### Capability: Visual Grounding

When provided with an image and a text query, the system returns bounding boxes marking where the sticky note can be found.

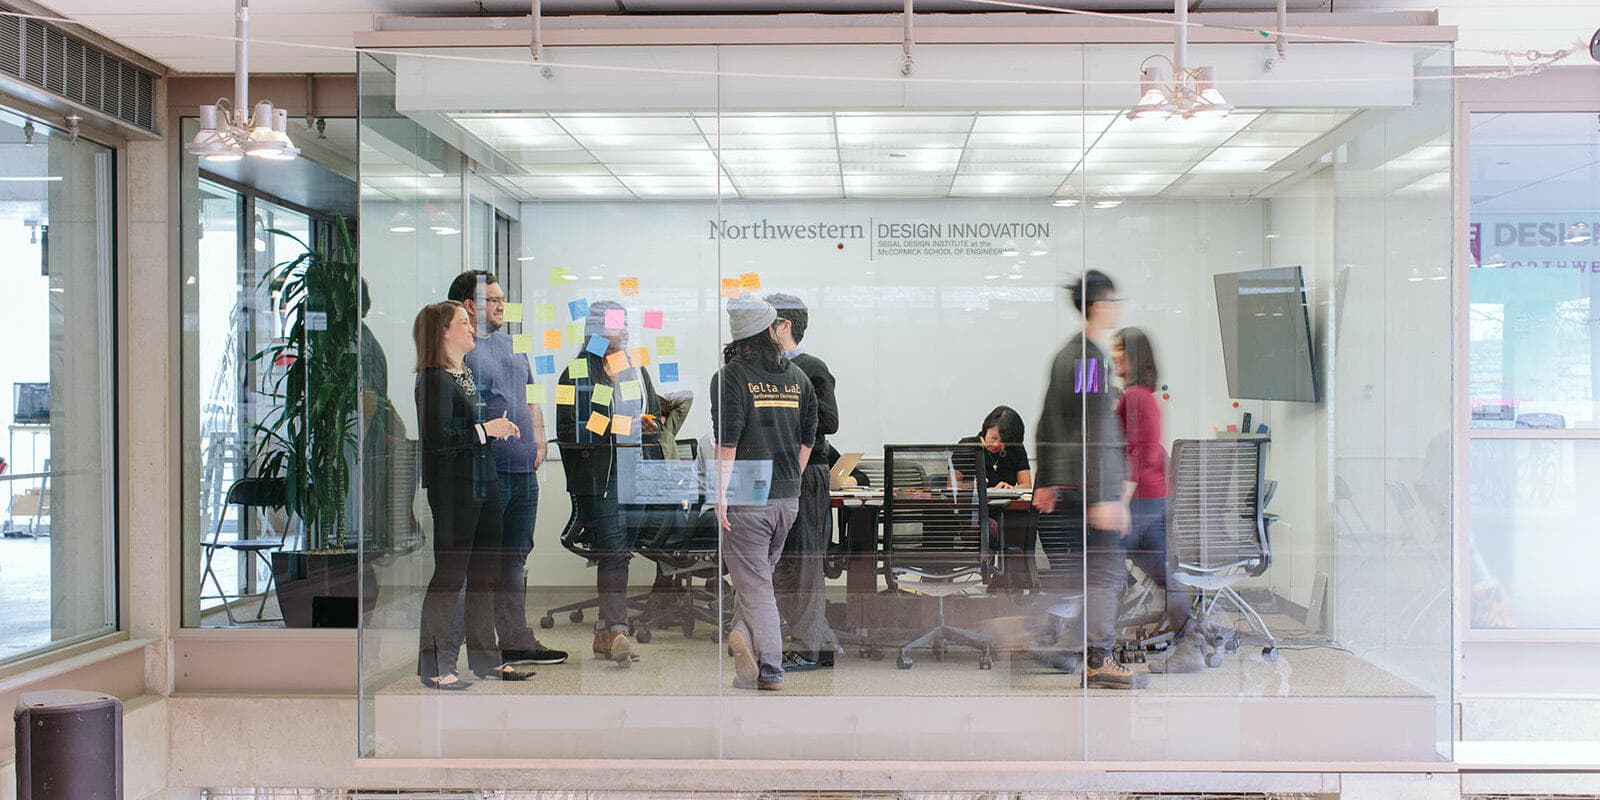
[591,384,614,406]
[533,355,555,375]
[502,302,523,323]
[585,411,610,436]
[606,350,630,375]
[585,334,609,357]
[720,278,740,298]
[566,323,584,343]
[535,302,555,322]
[604,308,625,330]
[512,333,533,353]
[620,277,640,296]
[525,384,545,404]
[740,272,761,291]
[619,380,642,401]
[567,358,589,379]
[551,266,572,286]
[643,310,663,329]
[659,362,679,383]
[556,384,576,405]
[630,347,651,366]
[568,298,589,321]
[610,414,633,436]
[542,328,563,349]
[656,336,676,356]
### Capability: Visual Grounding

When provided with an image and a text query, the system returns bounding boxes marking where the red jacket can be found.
[1117,385,1168,499]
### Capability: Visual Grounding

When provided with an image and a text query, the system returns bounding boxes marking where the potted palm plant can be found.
[252,218,373,628]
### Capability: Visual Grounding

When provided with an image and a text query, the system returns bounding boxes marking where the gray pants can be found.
[723,497,800,682]
[775,464,839,654]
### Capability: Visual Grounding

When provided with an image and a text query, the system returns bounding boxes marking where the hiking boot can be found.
[593,627,636,666]
[1148,628,1206,674]
[728,625,758,687]
[504,641,569,665]
[1084,650,1149,690]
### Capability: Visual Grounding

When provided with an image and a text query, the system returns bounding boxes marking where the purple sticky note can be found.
[604,308,625,330]
[568,298,589,321]
[643,310,664,329]
[659,362,679,383]
[533,354,555,375]
[585,334,609,357]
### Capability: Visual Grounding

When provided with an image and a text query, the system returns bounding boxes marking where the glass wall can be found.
[1467,111,1600,630]
[356,40,1453,763]
[0,106,118,662]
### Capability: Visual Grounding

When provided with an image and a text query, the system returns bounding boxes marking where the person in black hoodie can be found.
[1033,270,1147,690]
[766,292,842,670]
[413,301,529,689]
[555,300,660,666]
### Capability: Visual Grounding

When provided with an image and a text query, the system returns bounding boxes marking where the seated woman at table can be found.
[956,405,1033,490]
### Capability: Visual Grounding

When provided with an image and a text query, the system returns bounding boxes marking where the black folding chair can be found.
[200,477,288,625]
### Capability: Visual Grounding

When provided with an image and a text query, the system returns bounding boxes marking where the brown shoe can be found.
[592,628,636,666]
[1084,652,1149,690]
[728,625,758,687]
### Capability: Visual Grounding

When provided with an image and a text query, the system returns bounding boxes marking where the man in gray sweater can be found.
[1033,270,1147,690]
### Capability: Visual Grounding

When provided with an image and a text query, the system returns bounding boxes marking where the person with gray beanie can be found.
[711,293,818,691]
[765,291,842,670]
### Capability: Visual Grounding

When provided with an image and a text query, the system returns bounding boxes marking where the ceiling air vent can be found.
[0,1,158,133]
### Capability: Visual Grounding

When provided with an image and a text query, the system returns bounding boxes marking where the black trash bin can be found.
[14,689,122,800]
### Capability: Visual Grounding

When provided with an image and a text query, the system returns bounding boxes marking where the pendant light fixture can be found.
[185,0,300,163]
[1126,0,1234,121]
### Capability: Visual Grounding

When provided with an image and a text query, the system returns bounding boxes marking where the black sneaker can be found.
[781,651,819,672]
[504,642,569,665]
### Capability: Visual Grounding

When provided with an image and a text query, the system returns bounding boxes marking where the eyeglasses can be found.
[483,297,506,306]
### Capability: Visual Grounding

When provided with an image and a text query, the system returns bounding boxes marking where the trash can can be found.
[14,689,122,800]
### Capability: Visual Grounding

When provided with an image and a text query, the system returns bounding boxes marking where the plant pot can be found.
[271,550,379,628]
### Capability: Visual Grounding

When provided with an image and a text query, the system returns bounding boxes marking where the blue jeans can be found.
[1126,496,1191,631]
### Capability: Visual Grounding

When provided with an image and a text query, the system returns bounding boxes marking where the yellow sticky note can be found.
[611,414,633,436]
[720,278,740,298]
[630,346,651,366]
[656,336,676,356]
[512,333,533,353]
[568,358,589,379]
[591,384,614,406]
[606,350,630,375]
[619,380,642,401]
[550,266,572,286]
[502,302,523,323]
[565,323,584,343]
[585,411,610,436]
[525,384,545,404]
[542,328,563,349]
[555,384,576,405]
[535,302,555,322]
[620,277,640,296]
[740,272,761,291]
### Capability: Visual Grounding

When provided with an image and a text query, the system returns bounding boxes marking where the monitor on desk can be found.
[13,383,48,425]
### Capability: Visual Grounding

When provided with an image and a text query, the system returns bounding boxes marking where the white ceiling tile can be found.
[1244,111,1355,133]
[963,133,1091,149]
[1082,146,1208,164]
[949,175,1062,196]
[565,133,711,150]
[695,115,834,136]
[963,148,1083,166]
[554,116,704,136]
[707,133,839,150]
[835,115,973,135]
[970,113,1114,135]
[838,133,971,149]
[735,176,844,189]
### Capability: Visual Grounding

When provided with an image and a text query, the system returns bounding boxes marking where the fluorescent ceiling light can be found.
[0,176,63,182]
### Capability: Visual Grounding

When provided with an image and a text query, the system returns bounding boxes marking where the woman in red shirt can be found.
[1113,327,1202,673]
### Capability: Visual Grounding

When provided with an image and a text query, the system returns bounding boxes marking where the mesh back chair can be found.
[1167,438,1278,659]
[881,443,995,670]
[541,441,658,632]
[857,458,928,491]
[200,477,288,625]
[629,437,725,640]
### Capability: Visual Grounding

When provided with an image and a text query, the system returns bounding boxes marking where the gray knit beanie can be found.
[726,293,777,341]
[585,299,625,338]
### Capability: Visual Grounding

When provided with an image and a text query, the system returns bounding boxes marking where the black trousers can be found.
[1034,489,1128,653]
[418,480,503,679]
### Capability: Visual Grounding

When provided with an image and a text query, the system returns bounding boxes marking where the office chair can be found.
[629,438,728,640]
[200,477,288,625]
[880,443,995,670]
[1167,438,1279,660]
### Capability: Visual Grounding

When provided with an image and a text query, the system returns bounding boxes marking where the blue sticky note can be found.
[533,354,555,375]
[585,334,609,357]
[659,362,679,383]
[568,298,589,321]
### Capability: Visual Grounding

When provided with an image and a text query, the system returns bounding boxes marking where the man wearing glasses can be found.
[449,270,567,667]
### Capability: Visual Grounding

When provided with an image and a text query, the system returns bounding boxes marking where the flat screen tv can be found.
[1213,267,1319,403]
[13,382,49,424]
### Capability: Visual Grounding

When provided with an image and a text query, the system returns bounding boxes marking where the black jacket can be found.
[555,351,660,496]
[790,352,839,456]
[1034,333,1125,505]
[415,367,493,498]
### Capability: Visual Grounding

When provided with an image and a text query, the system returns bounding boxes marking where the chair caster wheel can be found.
[1261,646,1279,662]
[569,610,585,623]
[539,616,555,629]
[978,654,994,670]
[636,628,653,644]
[1206,651,1223,668]
[896,655,913,670]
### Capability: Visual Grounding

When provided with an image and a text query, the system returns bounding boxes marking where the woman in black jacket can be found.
[413,300,526,689]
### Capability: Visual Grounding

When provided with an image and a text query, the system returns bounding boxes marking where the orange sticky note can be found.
[630,346,651,366]
[620,277,640,296]
[606,350,630,375]
[542,328,563,349]
[720,278,740,298]
[585,411,610,436]
[555,384,576,405]
[610,414,633,436]
[740,272,761,291]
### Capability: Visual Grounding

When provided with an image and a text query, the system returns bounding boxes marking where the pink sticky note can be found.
[643,310,664,330]
[604,308,625,330]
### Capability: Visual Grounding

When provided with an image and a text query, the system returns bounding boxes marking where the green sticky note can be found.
[566,323,584,343]
[511,333,533,353]
[620,380,642,401]
[591,384,614,406]
[525,383,545,403]
[535,302,555,322]
[656,336,676,356]
[568,358,589,379]
[550,266,571,286]
[502,302,523,323]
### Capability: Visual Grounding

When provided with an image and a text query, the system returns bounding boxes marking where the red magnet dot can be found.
[1232,402,1240,408]
[836,242,845,250]
[1163,393,1170,400]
